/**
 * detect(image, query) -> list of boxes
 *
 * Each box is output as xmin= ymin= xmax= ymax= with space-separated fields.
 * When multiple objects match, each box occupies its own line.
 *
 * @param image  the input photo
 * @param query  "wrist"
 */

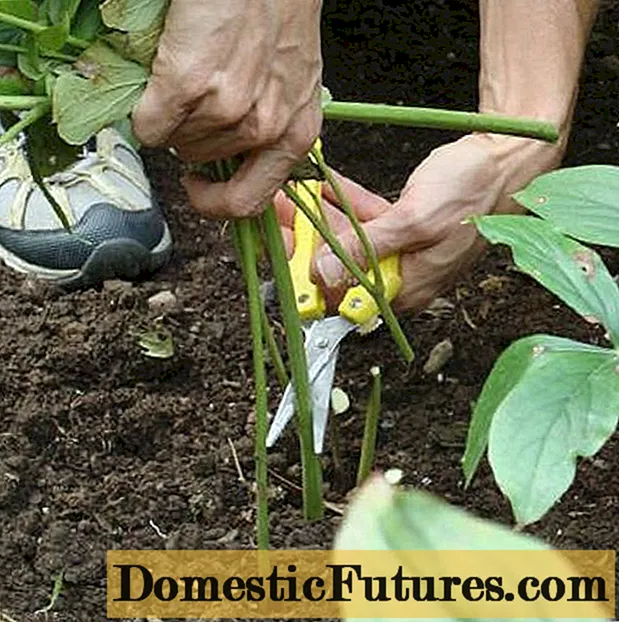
xmin=467 ymin=132 xmax=567 ymax=215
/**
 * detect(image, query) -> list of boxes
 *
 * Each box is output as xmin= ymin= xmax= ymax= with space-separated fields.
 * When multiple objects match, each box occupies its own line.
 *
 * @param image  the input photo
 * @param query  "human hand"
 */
xmin=276 ymin=133 xmax=565 ymax=313
xmin=132 ymin=0 xmax=323 ymax=219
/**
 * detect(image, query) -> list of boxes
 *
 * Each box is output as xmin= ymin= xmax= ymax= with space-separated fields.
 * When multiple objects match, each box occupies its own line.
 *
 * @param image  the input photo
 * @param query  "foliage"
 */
xmin=465 ymin=165 xmax=619 ymax=526
xmin=334 ymin=472 xmax=611 ymax=621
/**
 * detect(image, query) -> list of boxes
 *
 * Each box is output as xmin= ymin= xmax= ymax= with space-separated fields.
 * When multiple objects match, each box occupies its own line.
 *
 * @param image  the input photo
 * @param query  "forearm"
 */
xmin=479 ymin=0 xmax=599 ymax=136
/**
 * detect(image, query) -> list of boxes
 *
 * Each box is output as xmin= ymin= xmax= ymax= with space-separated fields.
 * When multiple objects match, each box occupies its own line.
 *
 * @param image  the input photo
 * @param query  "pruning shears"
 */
xmin=266 ymin=141 xmax=402 ymax=454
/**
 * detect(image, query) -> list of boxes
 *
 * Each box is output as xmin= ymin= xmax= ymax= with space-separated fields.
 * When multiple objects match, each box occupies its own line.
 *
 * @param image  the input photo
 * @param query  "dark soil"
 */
xmin=2 ymin=1 xmax=619 ymax=621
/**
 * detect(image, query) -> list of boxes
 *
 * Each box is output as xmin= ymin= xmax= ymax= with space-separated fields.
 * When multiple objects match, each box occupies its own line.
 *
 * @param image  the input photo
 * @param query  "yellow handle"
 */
xmin=338 ymin=254 xmax=402 ymax=326
xmin=288 ymin=141 xmax=326 ymax=321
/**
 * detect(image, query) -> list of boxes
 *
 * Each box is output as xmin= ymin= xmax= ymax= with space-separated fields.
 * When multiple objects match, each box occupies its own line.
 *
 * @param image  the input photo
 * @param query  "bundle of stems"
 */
xmin=0 ymin=0 xmax=563 ymax=549
xmin=225 ymin=105 xmax=558 ymax=545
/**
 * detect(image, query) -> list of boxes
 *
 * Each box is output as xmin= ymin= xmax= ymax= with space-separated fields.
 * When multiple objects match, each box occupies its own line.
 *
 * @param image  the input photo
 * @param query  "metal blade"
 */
xmin=266 ymin=317 xmax=356 ymax=449
xmin=310 ymin=343 xmax=340 ymax=454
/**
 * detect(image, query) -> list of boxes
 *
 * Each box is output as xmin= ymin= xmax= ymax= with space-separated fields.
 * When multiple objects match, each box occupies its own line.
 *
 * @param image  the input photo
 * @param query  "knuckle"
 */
xmin=285 ymin=110 xmax=322 ymax=157
xmin=223 ymin=187 xmax=259 ymax=219
xmin=213 ymin=97 xmax=252 ymax=127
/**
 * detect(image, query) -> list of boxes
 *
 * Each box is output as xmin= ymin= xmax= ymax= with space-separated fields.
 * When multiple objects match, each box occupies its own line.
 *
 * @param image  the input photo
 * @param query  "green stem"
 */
xmin=233 ymin=219 xmax=270 ymax=550
xmin=0 ymin=100 xmax=49 ymax=146
xmin=260 ymin=302 xmax=289 ymax=388
xmin=0 ymin=42 xmax=77 ymax=62
xmin=329 ymin=414 xmax=341 ymax=473
xmin=323 ymin=101 xmax=559 ymax=142
xmin=357 ymin=366 xmax=382 ymax=486
xmin=262 ymin=204 xmax=324 ymax=520
xmin=0 ymin=12 xmax=89 ymax=49
xmin=0 ymin=95 xmax=49 ymax=110
xmin=284 ymin=183 xmax=414 ymax=363
xmin=309 ymin=147 xmax=385 ymax=295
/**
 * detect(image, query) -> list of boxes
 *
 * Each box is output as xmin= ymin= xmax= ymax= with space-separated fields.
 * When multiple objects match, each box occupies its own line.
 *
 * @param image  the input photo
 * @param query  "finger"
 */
xmin=273 ymin=190 xmax=295 ymax=228
xmin=312 ymin=208 xmax=409 ymax=289
xmin=321 ymin=170 xmax=392 ymax=221
xmin=171 ymin=76 xmax=286 ymax=160
xmin=182 ymin=147 xmax=299 ymax=219
xmin=132 ymin=73 xmax=191 ymax=147
xmin=281 ymin=227 xmax=294 ymax=259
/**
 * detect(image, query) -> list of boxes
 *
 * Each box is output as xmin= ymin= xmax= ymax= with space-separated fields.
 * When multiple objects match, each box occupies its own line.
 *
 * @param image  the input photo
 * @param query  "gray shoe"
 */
xmin=0 ymin=126 xmax=172 ymax=289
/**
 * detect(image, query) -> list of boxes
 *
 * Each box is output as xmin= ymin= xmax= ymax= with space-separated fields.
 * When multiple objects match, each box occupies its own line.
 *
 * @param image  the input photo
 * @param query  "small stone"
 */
xmin=103 ymin=279 xmax=132 ymax=293
xmin=385 ymin=469 xmax=403 ymax=485
xmin=260 ymin=280 xmax=277 ymax=306
xmin=423 ymin=339 xmax=454 ymax=374
xmin=147 ymin=290 xmax=179 ymax=313
xmin=208 ymin=321 xmax=225 ymax=340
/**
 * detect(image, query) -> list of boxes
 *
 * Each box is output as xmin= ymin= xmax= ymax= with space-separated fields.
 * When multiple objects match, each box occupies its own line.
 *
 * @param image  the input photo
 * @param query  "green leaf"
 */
xmin=513 ymin=165 xmax=619 ymax=248
xmin=35 ymin=16 xmax=69 ymax=51
xmin=0 ymin=72 xmax=31 ymax=95
xmin=462 ymin=335 xmax=566 ymax=486
xmin=46 ymin=0 xmax=79 ymax=25
xmin=52 ymin=41 xmax=147 ymax=144
xmin=474 ymin=214 xmax=619 ymax=345
xmin=487 ymin=341 xmax=619 ymax=525
xmin=70 ymin=0 xmax=102 ymax=41
xmin=136 ymin=328 xmax=174 ymax=359
xmin=25 ymin=112 xmax=81 ymax=177
xmin=0 ymin=0 xmax=38 ymax=21
xmin=99 ymin=0 xmax=167 ymax=32
xmin=102 ymin=7 xmax=164 ymax=67
xmin=334 ymin=475 xmax=610 ymax=621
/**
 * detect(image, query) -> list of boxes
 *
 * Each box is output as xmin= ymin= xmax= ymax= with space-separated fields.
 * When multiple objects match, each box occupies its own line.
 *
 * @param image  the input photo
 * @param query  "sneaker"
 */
xmin=0 ymin=125 xmax=173 ymax=289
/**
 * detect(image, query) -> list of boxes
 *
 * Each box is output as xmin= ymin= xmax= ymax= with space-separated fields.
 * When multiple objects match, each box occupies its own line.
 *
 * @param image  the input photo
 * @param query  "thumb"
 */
xmin=313 ymin=209 xmax=405 ymax=289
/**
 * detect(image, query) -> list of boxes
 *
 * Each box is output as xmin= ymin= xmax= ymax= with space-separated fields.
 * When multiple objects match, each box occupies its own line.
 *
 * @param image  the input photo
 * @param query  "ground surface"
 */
xmin=1 ymin=1 xmax=619 ymax=621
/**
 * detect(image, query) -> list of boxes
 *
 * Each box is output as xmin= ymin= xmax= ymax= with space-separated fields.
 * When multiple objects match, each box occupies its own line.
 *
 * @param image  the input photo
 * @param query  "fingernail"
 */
xmin=317 ymin=252 xmax=344 ymax=287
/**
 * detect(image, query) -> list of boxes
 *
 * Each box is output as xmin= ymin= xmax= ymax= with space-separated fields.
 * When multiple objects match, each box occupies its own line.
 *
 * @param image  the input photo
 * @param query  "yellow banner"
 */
xmin=107 ymin=549 xmax=614 ymax=619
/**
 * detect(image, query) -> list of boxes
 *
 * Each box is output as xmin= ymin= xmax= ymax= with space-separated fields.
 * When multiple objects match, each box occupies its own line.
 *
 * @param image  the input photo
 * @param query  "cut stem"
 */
xmin=0 ymin=12 xmax=89 ymax=49
xmin=233 ymin=219 xmax=270 ymax=549
xmin=323 ymin=101 xmax=559 ymax=142
xmin=357 ymin=366 xmax=382 ymax=486
xmin=262 ymin=204 xmax=323 ymax=520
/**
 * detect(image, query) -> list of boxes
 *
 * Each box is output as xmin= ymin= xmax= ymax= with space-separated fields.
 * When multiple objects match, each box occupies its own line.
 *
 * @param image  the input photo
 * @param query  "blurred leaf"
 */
xmin=35 ymin=15 xmax=69 ymax=51
xmin=487 ymin=341 xmax=619 ymax=525
xmin=46 ymin=0 xmax=79 ymax=24
xmin=71 ymin=0 xmax=103 ymax=41
xmin=102 ymin=7 xmax=164 ymax=67
xmin=513 ymin=165 xmax=619 ymax=248
xmin=0 ymin=0 xmax=38 ymax=21
xmin=0 ymin=71 xmax=31 ymax=95
xmin=137 ymin=328 xmax=174 ymax=359
xmin=100 ymin=0 xmax=167 ymax=32
xmin=334 ymin=475 xmax=610 ymax=621
xmin=474 ymin=214 xmax=619 ymax=346
xmin=52 ymin=41 xmax=147 ymax=144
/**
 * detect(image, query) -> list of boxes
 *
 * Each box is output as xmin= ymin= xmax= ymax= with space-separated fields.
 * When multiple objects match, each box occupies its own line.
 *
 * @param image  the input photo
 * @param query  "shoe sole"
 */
xmin=0 ymin=222 xmax=173 ymax=290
